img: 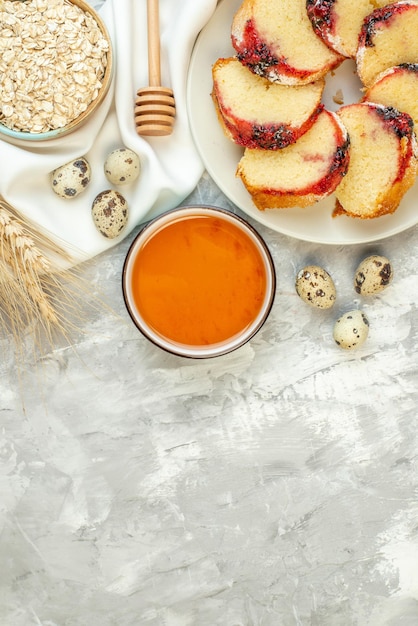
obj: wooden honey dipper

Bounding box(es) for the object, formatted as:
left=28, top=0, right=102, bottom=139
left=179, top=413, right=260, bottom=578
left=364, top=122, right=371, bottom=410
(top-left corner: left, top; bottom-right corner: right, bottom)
left=134, top=0, right=176, bottom=136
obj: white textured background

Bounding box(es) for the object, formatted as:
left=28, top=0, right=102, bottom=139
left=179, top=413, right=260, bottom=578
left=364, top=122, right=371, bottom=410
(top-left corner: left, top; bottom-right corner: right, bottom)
left=2, top=0, right=418, bottom=623
left=1, top=171, right=418, bottom=625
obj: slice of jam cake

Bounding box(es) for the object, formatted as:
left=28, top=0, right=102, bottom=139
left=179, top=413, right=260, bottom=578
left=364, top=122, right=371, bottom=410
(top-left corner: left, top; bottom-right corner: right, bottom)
left=236, top=109, right=350, bottom=210
left=356, top=1, right=418, bottom=87
left=231, top=0, right=344, bottom=85
left=334, top=102, right=418, bottom=218
left=211, top=57, right=325, bottom=150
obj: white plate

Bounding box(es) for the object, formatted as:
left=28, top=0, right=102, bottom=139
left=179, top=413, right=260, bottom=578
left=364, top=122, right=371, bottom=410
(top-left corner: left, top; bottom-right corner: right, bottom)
left=187, top=0, right=418, bottom=245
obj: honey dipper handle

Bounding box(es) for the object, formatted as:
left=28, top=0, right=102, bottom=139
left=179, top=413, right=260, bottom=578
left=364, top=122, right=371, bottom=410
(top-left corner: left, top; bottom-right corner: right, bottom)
left=147, top=0, right=162, bottom=87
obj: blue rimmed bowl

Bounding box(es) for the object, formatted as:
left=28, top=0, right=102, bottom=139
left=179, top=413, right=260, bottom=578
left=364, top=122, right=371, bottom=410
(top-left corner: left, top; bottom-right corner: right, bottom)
left=0, top=0, right=113, bottom=143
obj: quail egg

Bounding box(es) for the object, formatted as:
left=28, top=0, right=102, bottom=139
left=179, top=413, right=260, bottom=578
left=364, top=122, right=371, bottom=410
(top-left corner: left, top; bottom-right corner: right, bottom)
left=333, top=310, right=369, bottom=350
left=104, top=148, right=141, bottom=185
left=91, top=189, right=128, bottom=239
left=354, top=255, right=393, bottom=295
left=51, top=157, right=91, bottom=198
left=295, top=265, right=336, bottom=309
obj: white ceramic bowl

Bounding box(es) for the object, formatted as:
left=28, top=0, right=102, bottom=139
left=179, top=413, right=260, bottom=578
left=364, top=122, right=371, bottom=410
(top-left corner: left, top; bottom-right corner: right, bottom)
left=0, top=0, right=113, bottom=142
left=122, top=205, right=276, bottom=358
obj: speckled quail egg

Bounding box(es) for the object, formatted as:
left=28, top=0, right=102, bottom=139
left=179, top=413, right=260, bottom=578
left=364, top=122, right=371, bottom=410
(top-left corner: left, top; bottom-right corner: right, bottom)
left=91, top=189, right=128, bottom=239
left=295, top=265, right=336, bottom=309
left=51, top=157, right=91, bottom=199
left=354, top=255, right=393, bottom=295
left=333, top=310, right=369, bottom=350
left=104, top=148, right=141, bottom=185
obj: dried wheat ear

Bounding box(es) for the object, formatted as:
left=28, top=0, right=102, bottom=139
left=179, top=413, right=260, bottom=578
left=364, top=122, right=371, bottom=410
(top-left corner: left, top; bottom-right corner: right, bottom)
left=0, top=196, right=106, bottom=361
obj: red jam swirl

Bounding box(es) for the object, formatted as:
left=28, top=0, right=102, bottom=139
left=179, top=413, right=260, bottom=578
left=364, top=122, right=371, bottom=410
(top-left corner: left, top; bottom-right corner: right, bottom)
left=306, top=0, right=337, bottom=43
left=263, top=134, right=350, bottom=199
left=232, top=19, right=315, bottom=82
left=359, top=3, right=413, bottom=48
left=374, top=105, right=416, bottom=184
left=218, top=99, right=324, bottom=150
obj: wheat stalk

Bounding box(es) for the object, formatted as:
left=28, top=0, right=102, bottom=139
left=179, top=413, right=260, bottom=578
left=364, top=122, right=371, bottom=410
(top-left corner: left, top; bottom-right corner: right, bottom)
left=0, top=196, right=105, bottom=363
left=0, top=207, right=59, bottom=325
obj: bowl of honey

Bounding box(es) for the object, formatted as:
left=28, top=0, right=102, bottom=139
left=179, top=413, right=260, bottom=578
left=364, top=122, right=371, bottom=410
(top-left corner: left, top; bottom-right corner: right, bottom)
left=122, top=205, right=276, bottom=358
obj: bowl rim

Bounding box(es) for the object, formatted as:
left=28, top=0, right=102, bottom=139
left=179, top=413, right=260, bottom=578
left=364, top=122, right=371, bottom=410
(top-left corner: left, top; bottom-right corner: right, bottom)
left=0, top=0, right=113, bottom=142
left=122, top=204, right=276, bottom=359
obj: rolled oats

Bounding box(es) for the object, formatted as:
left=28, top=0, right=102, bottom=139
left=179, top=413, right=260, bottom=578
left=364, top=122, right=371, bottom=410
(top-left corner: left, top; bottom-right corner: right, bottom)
left=0, top=0, right=110, bottom=134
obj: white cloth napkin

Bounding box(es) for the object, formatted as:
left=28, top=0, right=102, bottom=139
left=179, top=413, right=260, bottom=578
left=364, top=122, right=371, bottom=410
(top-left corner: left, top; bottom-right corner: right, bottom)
left=0, top=0, right=218, bottom=261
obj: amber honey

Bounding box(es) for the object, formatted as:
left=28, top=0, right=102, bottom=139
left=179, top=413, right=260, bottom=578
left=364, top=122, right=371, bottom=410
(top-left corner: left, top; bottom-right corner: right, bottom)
left=129, top=212, right=268, bottom=346
left=123, top=207, right=275, bottom=357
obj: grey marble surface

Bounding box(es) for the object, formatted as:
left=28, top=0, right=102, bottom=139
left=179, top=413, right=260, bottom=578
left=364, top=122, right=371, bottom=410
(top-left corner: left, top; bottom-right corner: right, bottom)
left=2, top=0, right=418, bottom=622
left=1, top=169, right=418, bottom=626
